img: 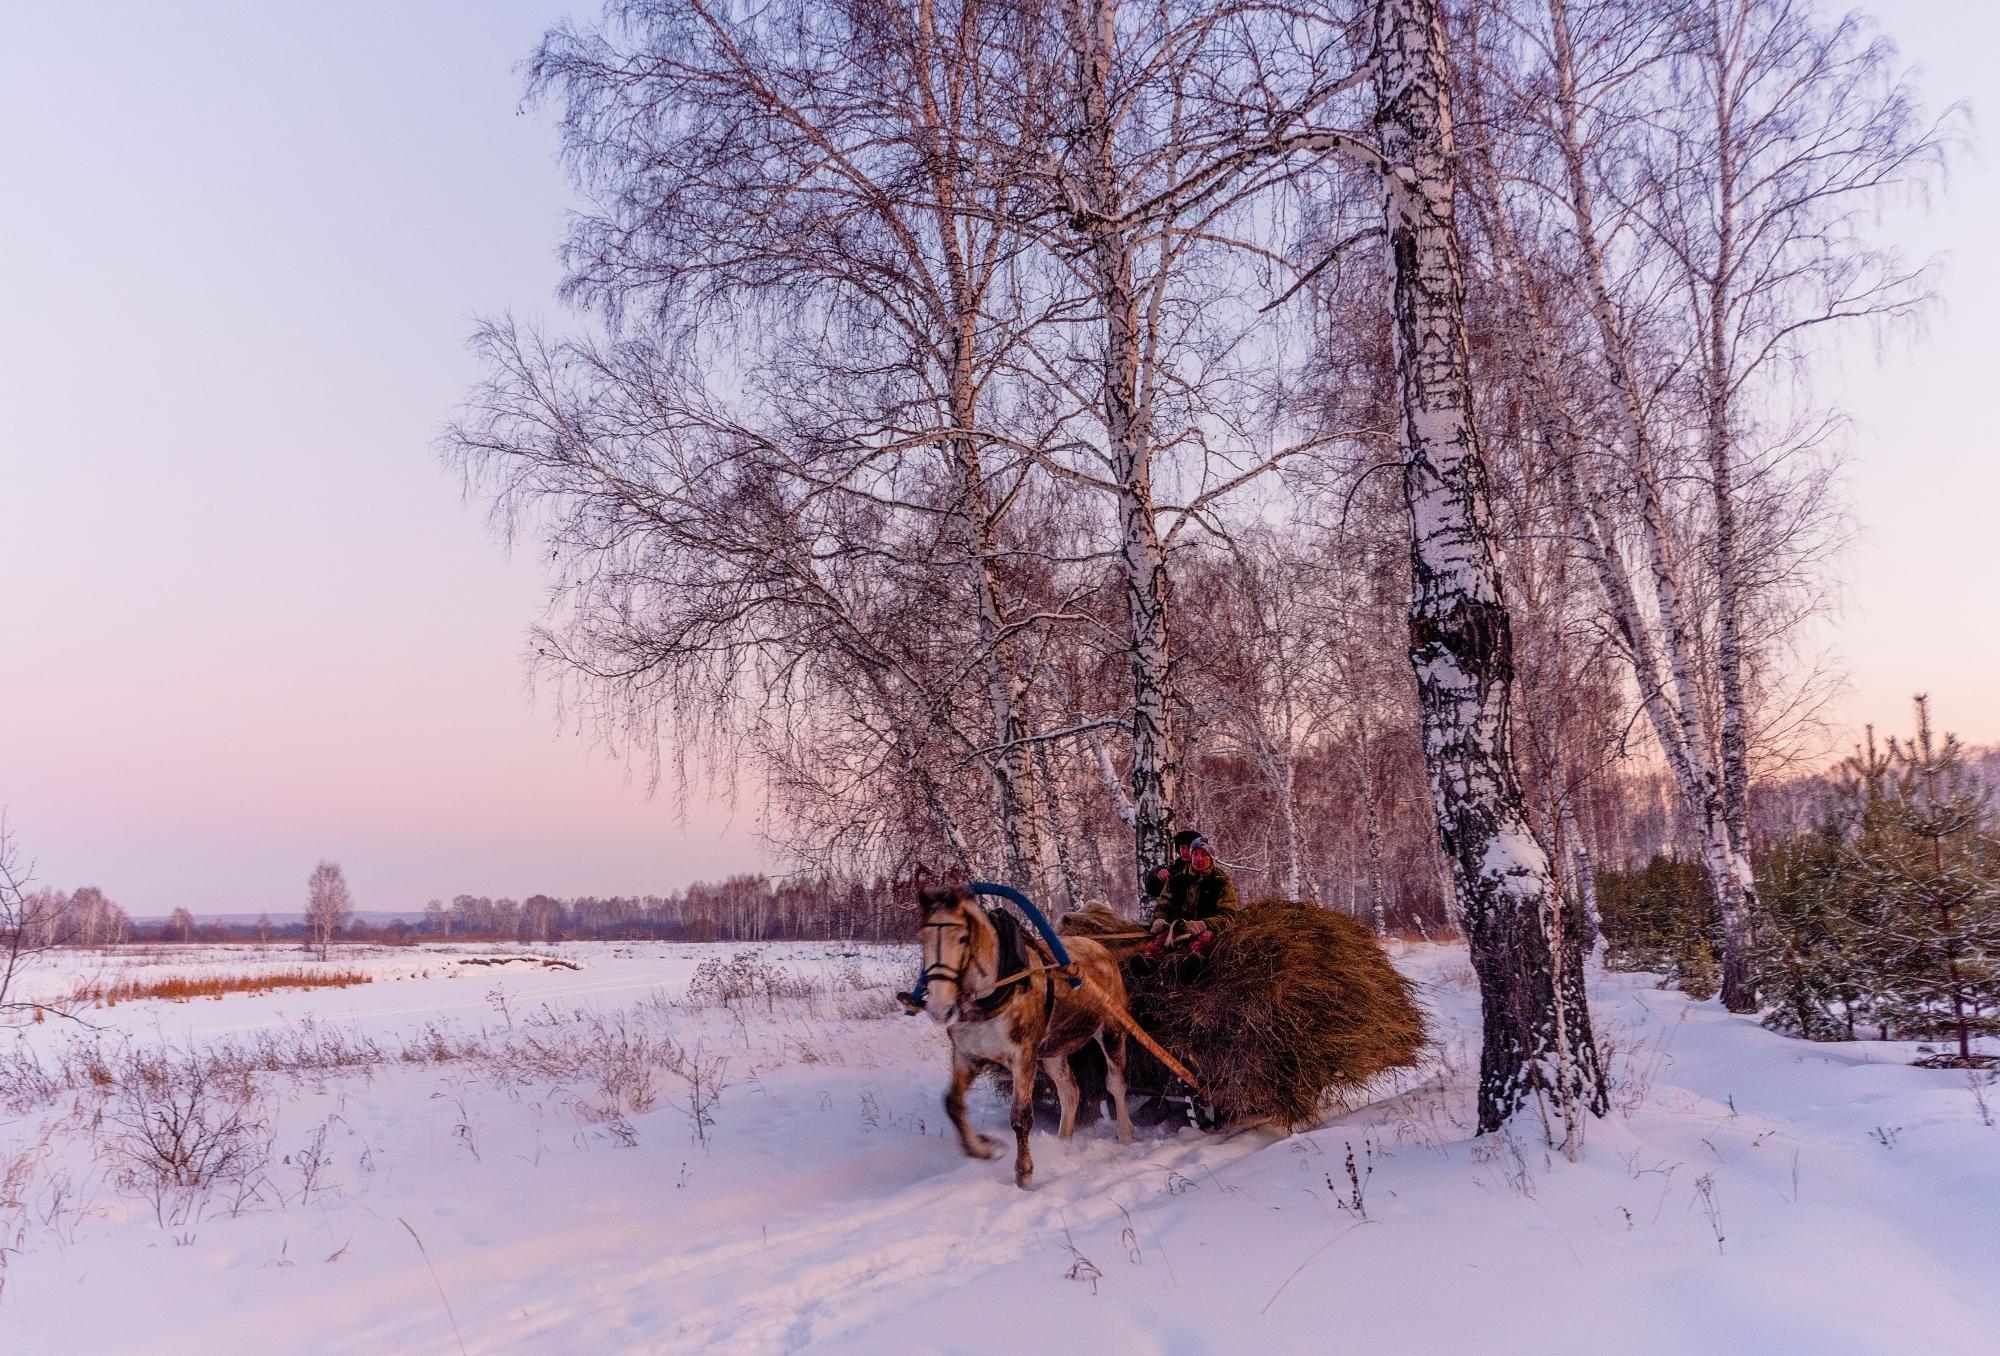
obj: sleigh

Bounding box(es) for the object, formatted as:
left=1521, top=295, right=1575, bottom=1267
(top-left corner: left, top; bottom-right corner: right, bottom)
left=1053, top=898, right=1427, bottom=1130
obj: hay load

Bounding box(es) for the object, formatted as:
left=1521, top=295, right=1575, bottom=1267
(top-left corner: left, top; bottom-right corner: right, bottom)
left=1064, top=898, right=1427, bottom=1129
left=1059, top=902, right=1152, bottom=957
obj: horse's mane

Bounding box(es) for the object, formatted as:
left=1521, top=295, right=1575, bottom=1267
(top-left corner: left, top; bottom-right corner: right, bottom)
left=986, top=906, right=1033, bottom=981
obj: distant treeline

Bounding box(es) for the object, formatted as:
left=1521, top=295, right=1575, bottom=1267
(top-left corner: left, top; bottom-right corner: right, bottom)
left=402, top=875, right=915, bottom=944
left=38, top=874, right=921, bottom=947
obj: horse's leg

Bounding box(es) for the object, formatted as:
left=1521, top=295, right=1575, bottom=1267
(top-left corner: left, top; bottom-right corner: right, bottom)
left=1043, top=1054, right=1081, bottom=1140
left=1098, top=1027, right=1134, bottom=1145
left=1010, top=1048, right=1037, bottom=1188
left=945, top=1053, right=998, bottom=1160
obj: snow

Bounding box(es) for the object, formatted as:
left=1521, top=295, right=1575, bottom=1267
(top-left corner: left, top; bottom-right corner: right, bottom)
left=3, top=940, right=1996, bottom=1354
left=1479, top=827, right=1554, bottom=899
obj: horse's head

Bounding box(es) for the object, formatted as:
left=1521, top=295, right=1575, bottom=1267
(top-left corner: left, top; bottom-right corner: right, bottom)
left=916, top=882, right=985, bottom=1024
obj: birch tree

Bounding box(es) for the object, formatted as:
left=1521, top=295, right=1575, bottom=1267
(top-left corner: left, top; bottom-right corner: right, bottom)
left=1027, top=0, right=1367, bottom=888
left=1178, top=532, right=1342, bottom=900
left=305, top=861, right=352, bottom=961
left=1516, top=0, right=1762, bottom=1008
left=1033, top=15, right=1610, bottom=1115
left=1144, top=0, right=1614, bottom=1130
left=0, top=818, right=83, bottom=1021
left=455, top=325, right=999, bottom=879
left=1647, top=0, right=1945, bottom=1003
left=471, top=0, right=1109, bottom=891
left=1462, top=0, right=1942, bottom=1009
left=1369, top=0, right=1606, bottom=1137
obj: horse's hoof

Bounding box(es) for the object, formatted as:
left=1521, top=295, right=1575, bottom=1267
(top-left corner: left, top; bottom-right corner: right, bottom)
left=969, top=1135, right=1001, bottom=1160
left=1015, top=1170, right=1034, bottom=1190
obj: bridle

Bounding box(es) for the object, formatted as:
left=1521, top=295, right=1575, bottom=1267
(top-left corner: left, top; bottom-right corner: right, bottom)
left=917, top=913, right=978, bottom=1019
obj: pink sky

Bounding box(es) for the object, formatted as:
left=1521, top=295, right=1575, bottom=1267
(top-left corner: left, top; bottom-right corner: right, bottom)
left=2, top=1, right=1993, bottom=916
left=0, top=1, right=770, bottom=916
left=1822, top=2, right=2000, bottom=755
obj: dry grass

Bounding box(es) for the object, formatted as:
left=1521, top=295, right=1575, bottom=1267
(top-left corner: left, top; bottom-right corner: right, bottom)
left=72, top=968, right=373, bottom=1007
left=1059, top=904, right=1152, bottom=956
left=1067, top=898, right=1428, bottom=1130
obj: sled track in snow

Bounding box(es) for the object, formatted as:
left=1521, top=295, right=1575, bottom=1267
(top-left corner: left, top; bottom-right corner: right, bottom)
left=499, top=1129, right=1275, bottom=1355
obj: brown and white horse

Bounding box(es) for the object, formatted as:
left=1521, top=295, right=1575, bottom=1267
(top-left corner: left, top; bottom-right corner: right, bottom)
left=915, top=882, right=1134, bottom=1188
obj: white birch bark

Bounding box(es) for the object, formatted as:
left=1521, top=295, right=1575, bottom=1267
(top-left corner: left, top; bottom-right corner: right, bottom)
left=912, top=1, right=1047, bottom=895
left=1276, top=747, right=1306, bottom=901
left=1374, top=0, right=1606, bottom=1138
left=1269, top=629, right=1310, bottom=901
left=1031, top=736, right=1083, bottom=911
left=1558, top=795, right=1601, bottom=946
left=1356, top=710, right=1388, bottom=937
left=948, top=426, right=1043, bottom=890
left=1063, top=0, right=1178, bottom=891
left=1696, top=1, right=1758, bottom=998
left=1542, top=0, right=1754, bottom=1008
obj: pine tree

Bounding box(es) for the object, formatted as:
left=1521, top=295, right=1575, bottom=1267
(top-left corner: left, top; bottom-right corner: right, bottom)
left=1748, top=702, right=2000, bottom=1061
left=1598, top=855, right=1720, bottom=997
left=1752, top=825, right=1867, bottom=1041
left=1853, top=698, right=2000, bottom=1066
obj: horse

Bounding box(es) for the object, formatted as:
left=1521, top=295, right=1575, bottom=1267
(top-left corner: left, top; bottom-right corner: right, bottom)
left=915, top=881, right=1135, bottom=1188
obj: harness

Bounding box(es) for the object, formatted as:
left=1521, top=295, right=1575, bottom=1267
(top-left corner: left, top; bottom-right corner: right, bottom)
left=914, top=907, right=1058, bottom=1026
left=908, top=885, right=1213, bottom=1102
left=968, top=910, right=1057, bottom=1025
left=909, top=880, right=1081, bottom=1020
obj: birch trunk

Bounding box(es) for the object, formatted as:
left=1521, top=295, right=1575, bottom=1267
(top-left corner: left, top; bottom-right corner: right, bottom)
left=1066, top=0, right=1176, bottom=891
left=1356, top=710, right=1388, bottom=937
left=1375, top=0, right=1606, bottom=1138
left=1276, top=745, right=1306, bottom=900
left=1558, top=795, right=1600, bottom=947
left=1701, top=6, right=1758, bottom=1009
left=1269, top=650, right=1308, bottom=900
left=950, top=427, right=1043, bottom=891
left=915, top=11, right=1045, bottom=895
left=1543, top=0, right=1754, bottom=1009
left=1031, top=737, right=1083, bottom=911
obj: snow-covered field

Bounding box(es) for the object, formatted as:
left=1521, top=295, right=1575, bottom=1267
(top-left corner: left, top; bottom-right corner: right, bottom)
left=2, top=939, right=1994, bottom=1354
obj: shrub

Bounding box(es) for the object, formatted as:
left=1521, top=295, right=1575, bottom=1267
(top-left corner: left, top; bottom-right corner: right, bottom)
left=682, top=951, right=818, bottom=1011
left=106, top=1052, right=268, bottom=1226
left=1597, top=856, right=1720, bottom=997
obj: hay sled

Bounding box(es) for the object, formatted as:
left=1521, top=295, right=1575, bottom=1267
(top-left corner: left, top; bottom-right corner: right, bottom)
left=1059, top=899, right=1427, bottom=1131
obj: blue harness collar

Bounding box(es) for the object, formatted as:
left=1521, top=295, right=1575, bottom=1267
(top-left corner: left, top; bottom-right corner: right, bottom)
left=969, top=882, right=1077, bottom=978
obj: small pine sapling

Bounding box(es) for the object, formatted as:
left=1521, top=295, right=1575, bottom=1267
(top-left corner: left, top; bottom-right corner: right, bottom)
left=1752, top=826, right=1870, bottom=1041
left=1854, top=699, right=2000, bottom=1066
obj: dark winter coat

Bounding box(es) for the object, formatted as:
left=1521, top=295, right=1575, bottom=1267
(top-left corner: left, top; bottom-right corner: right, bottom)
left=1144, top=861, right=1240, bottom=928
